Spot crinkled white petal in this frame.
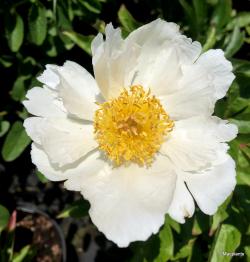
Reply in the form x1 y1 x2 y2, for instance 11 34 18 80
125 19 201 95
91 33 104 63
23 117 43 144
162 49 234 119
196 49 234 99
37 64 60 89
23 87 65 117
31 144 104 182
51 61 101 121
127 42 182 97
79 154 176 247
39 118 97 167
168 176 195 223
92 19 202 100
63 152 106 191
185 156 236 215
31 143 69 181
91 23 140 99
160 116 237 172
24 115 97 167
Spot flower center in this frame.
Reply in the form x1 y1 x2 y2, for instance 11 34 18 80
94 85 174 166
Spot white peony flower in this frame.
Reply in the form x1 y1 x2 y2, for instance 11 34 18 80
23 19 238 247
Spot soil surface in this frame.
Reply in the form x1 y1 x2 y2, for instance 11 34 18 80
16 212 62 262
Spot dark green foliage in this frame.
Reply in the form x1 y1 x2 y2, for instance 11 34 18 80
1 121 31 162
57 199 90 219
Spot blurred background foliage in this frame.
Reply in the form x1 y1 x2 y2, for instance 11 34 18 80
0 0 250 261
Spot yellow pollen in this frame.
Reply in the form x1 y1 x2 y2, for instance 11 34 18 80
94 85 174 166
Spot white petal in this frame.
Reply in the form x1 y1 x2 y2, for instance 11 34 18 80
23 87 65 117
31 144 104 182
185 156 236 215
92 19 202 99
91 32 104 64
23 117 43 144
54 61 101 121
160 116 237 172
130 44 182 96
37 65 60 89
92 23 140 99
31 143 69 181
126 19 201 64
40 118 97 167
24 116 97 166
162 49 234 119
126 19 201 96
80 154 176 247
209 116 238 141
168 176 195 223
63 151 107 191
126 19 180 50
196 49 234 99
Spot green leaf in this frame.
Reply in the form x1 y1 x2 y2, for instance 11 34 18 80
238 147 250 168
236 133 250 144
10 76 28 102
224 26 245 58
168 215 181 233
13 245 37 262
214 99 227 118
0 205 10 232
211 0 232 30
17 109 29 121
192 0 207 28
179 0 194 20
13 246 31 262
229 119 250 134
226 12 250 31
245 246 250 260
179 0 197 35
57 5 72 30
1 121 31 162
0 121 10 137
66 0 74 21
46 37 58 57
228 140 239 161
226 97 249 117
154 221 174 262
227 81 240 102
241 144 250 161
209 196 232 236
232 58 250 77
62 31 93 55
0 56 13 68
173 238 196 260
78 0 102 14
207 0 218 4
57 199 90 219
28 3 47 45
56 4 74 50
192 216 202 236
35 171 48 183
5 13 24 52
237 169 250 186
203 26 217 51
192 212 209 236
209 224 241 261
118 5 140 34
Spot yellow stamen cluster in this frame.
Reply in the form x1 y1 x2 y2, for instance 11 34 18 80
94 85 174 166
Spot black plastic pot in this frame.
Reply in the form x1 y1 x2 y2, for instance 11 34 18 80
16 203 67 262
